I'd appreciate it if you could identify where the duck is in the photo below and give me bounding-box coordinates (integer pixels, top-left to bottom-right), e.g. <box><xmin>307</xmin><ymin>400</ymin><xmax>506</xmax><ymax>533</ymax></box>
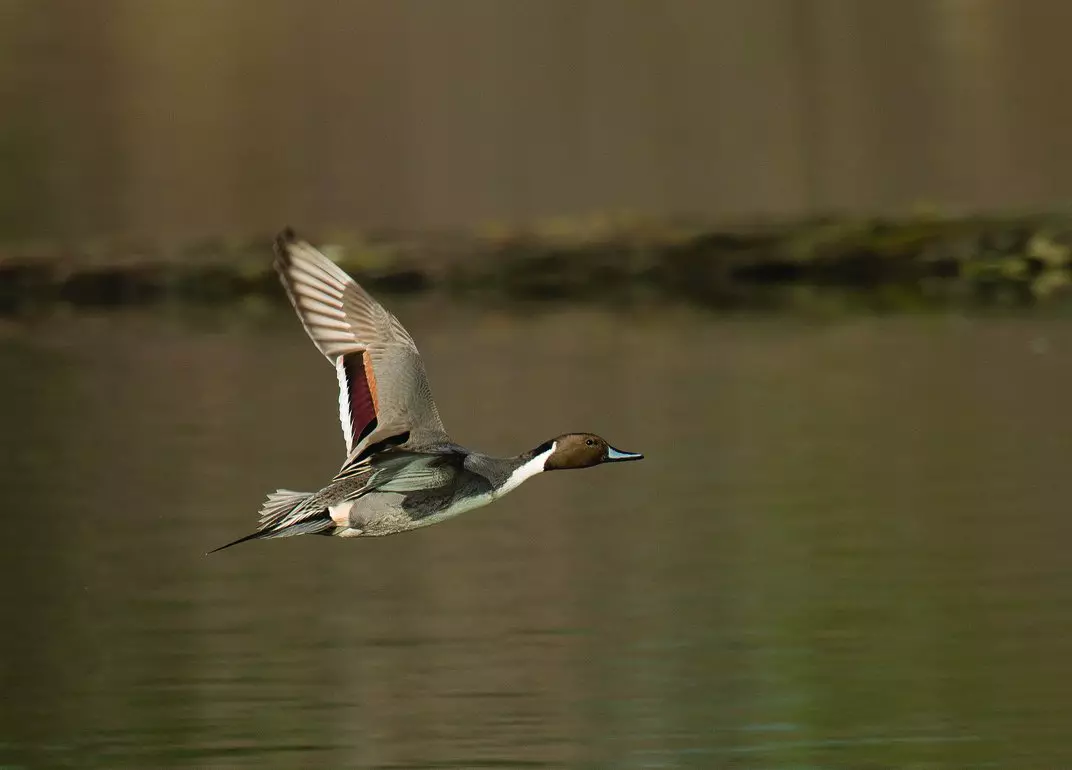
<box><xmin>210</xmin><ymin>228</ymin><xmax>643</xmax><ymax>552</ymax></box>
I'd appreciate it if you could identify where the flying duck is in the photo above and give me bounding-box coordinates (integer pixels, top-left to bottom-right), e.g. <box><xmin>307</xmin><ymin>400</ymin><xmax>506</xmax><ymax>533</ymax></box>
<box><xmin>210</xmin><ymin>229</ymin><xmax>642</xmax><ymax>552</ymax></box>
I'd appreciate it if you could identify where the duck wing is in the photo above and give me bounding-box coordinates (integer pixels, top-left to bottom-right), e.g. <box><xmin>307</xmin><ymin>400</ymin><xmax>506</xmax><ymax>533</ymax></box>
<box><xmin>274</xmin><ymin>229</ymin><xmax>450</xmax><ymax>462</ymax></box>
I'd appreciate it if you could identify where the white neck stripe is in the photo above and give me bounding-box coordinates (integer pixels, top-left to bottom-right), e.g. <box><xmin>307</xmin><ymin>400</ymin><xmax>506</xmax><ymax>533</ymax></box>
<box><xmin>496</xmin><ymin>442</ymin><xmax>556</xmax><ymax>498</ymax></box>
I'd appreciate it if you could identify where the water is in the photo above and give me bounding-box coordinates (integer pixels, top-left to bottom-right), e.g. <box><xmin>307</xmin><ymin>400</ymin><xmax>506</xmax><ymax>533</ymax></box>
<box><xmin>2</xmin><ymin>305</ymin><xmax>1072</xmax><ymax>768</ymax></box>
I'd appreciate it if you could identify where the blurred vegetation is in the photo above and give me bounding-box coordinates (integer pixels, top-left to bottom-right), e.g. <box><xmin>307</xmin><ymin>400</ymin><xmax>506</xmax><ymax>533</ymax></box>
<box><xmin>0</xmin><ymin>1</ymin><xmax>48</xmax><ymax>242</ymax></box>
<box><xmin>0</xmin><ymin>124</ymin><xmax>48</xmax><ymax>240</ymax></box>
<box><xmin>2</xmin><ymin>212</ymin><xmax>1072</xmax><ymax>315</ymax></box>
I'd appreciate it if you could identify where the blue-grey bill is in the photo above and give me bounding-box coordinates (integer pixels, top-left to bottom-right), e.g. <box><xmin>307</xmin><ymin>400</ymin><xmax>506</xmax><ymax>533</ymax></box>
<box><xmin>606</xmin><ymin>446</ymin><xmax>644</xmax><ymax>462</ymax></box>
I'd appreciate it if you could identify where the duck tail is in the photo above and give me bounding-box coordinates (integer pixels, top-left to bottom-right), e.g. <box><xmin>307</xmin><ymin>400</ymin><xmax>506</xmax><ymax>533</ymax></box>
<box><xmin>207</xmin><ymin>489</ymin><xmax>329</xmax><ymax>554</ymax></box>
<box><xmin>206</xmin><ymin>529</ymin><xmax>267</xmax><ymax>554</ymax></box>
<box><xmin>256</xmin><ymin>488</ymin><xmax>316</xmax><ymax>530</ymax></box>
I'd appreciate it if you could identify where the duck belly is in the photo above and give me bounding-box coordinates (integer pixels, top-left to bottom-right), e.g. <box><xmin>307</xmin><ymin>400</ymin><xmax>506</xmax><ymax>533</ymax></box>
<box><xmin>336</xmin><ymin>488</ymin><xmax>498</xmax><ymax>536</ymax></box>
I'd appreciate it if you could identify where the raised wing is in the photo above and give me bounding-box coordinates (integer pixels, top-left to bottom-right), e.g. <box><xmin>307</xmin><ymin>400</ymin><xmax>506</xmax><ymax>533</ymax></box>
<box><xmin>273</xmin><ymin>229</ymin><xmax>449</xmax><ymax>461</ymax></box>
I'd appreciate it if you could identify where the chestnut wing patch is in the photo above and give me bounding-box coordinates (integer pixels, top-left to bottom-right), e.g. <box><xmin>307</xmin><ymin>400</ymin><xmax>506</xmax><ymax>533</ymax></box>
<box><xmin>336</xmin><ymin>351</ymin><xmax>380</xmax><ymax>453</ymax></box>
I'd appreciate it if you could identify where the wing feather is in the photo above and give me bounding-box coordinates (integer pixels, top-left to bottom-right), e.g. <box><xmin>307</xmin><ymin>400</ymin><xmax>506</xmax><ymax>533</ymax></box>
<box><xmin>274</xmin><ymin>229</ymin><xmax>449</xmax><ymax>459</ymax></box>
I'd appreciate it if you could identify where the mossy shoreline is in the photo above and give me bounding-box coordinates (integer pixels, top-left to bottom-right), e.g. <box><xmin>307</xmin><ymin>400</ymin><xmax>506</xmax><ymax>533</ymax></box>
<box><xmin>3</xmin><ymin>213</ymin><xmax>1072</xmax><ymax>314</ymax></box>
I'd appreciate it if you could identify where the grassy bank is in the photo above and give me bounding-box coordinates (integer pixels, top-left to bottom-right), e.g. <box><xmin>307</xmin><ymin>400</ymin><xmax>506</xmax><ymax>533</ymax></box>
<box><xmin>2</xmin><ymin>212</ymin><xmax>1072</xmax><ymax>314</ymax></box>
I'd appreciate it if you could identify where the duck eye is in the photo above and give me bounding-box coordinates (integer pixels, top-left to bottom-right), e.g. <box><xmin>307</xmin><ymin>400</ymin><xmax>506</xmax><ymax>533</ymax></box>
<box><xmin>585</xmin><ymin>439</ymin><xmax>594</xmax><ymax>446</ymax></box>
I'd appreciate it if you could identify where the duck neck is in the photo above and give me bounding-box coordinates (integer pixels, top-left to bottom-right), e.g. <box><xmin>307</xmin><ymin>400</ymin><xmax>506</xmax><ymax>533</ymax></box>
<box><xmin>521</xmin><ymin>439</ymin><xmax>555</xmax><ymax>462</ymax></box>
<box><xmin>496</xmin><ymin>441</ymin><xmax>557</xmax><ymax>496</ymax></box>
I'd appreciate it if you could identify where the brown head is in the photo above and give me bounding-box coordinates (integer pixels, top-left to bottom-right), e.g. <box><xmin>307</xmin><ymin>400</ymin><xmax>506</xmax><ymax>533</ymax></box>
<box><xmin>538</xmin><ymin>433</ymin><xmax>644</xmax><ymax>471</ymax></box>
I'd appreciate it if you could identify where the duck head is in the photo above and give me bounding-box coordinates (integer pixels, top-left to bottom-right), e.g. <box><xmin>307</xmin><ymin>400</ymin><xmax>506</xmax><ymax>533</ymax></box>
<box><xmin>540</xmin><ymin>433</ymin><xmax>644</xmax><ymax>470</ymax></box>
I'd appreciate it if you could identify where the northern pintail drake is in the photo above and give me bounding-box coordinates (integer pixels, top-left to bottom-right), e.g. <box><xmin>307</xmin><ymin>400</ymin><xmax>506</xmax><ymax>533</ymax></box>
<box><xmin>210</xmin><ymin>229</ymin><xmax>642</xmax><ymax>552</ymax></box>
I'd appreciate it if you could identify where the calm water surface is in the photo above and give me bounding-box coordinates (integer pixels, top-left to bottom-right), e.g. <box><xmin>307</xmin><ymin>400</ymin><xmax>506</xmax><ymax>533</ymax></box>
<box><xmin>2</xmin><ymin>305</ymin><xmax>1072</xmax><ymax>768</ymax></box>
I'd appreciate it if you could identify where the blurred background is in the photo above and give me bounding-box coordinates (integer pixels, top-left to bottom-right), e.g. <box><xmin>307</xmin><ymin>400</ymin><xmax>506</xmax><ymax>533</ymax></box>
<box><xmin>3</xmin><ymin>1</ymin><xmax>1072</xmax><ymax>768</ymax></box>
<box><xmin>6</xmin><ymin>0</ymin><xmax>1072</xmax><ymax>239</ymax></box>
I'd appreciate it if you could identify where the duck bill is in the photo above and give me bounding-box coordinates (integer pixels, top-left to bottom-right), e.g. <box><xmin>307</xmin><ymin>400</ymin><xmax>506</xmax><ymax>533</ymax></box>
<box><xmin>605</xmin><ymin>446</ymin><xmax>644</xmax><ymax>462</ymax></box>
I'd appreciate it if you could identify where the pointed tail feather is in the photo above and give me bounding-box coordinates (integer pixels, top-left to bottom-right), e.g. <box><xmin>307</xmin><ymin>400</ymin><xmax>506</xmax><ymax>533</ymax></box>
<box><xmin>206</xmin><ymin>488</ymin><xmax>323</xmax><ymax>555</ymax></box>
<box><xmin>206</xmin><ymin>530</ymin><xmax>268</xmax><ymax>554</ymax></box>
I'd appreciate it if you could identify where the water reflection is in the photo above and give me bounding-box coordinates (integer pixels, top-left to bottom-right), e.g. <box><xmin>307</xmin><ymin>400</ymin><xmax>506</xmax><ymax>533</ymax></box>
<box><xmin>2</xmin><ymin>306</ymin><xmax>1072</xmax><ymax>768</ymax></box>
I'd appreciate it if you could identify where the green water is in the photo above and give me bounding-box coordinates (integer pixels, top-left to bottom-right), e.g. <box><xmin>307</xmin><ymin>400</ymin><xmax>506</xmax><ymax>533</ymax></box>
<box><xmin>2</xmin><ymin>305</ymin><xmax>1072</xmax><ymax>768</ymax></box>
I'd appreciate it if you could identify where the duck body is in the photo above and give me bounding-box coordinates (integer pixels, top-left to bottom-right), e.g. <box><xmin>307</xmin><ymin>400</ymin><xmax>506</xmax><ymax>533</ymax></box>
<box><xmin>251</xmin><ymin>442</ymin><xmax>553</xmax><ymax>541</ymax></box>
<box><xmin>209</xmin><ymin>230</ymin><xmax>642</xmax><ymax>553</ymax></box>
